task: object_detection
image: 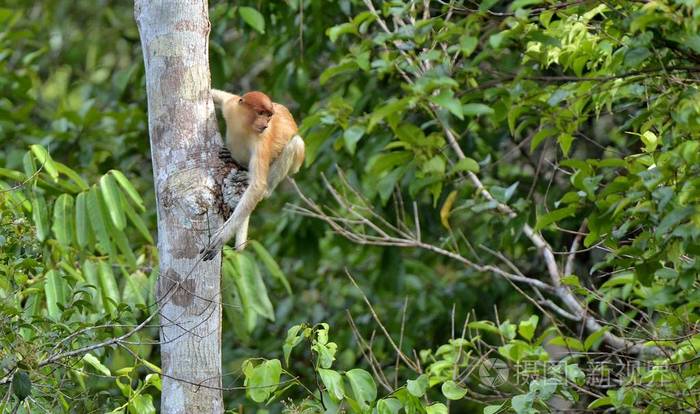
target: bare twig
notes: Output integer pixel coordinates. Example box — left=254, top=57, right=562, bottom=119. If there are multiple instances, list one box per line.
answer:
left=345, top=270, right=419, bottom=372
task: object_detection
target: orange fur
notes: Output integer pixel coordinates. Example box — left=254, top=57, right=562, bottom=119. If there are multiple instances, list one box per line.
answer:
left=201, top=89, right=305, bottom=257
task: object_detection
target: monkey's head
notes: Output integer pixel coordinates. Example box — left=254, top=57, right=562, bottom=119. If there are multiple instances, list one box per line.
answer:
left=240, top=91, right=274, bottom=135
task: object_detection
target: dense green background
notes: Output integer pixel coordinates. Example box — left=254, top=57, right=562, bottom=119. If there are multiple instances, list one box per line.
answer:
left=1, top=1, right=699, bottom=413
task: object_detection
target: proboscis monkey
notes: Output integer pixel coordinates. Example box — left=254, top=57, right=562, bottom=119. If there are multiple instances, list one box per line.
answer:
left=200, top=89, right=305, bottom=260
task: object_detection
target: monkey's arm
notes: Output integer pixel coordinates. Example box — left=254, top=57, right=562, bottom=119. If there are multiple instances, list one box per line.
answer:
left=211, top=89, right=239, bottom=107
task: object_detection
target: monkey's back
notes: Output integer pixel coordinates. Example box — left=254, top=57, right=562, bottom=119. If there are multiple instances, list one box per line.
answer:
left=267, top=103, right=299, bottom=160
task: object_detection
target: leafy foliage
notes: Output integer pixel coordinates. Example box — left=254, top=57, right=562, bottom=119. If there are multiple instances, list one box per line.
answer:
left=2, top=0, right=700, bottom=413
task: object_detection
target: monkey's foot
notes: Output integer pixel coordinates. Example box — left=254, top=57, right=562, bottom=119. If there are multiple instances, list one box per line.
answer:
left=222, top=169, right=248, bottom=212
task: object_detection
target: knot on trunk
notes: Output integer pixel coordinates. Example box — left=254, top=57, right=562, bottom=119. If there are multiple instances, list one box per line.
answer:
left=214, top=152, right=248, bottom=218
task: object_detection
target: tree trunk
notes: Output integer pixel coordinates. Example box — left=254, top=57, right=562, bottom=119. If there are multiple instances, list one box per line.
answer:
left=134, top=1, right=227, bottom=412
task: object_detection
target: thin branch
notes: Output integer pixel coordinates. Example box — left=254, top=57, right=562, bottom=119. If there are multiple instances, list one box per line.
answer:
left=345, top=270, right=419, bottom=372
left=565, top=220, right=587, bottom=276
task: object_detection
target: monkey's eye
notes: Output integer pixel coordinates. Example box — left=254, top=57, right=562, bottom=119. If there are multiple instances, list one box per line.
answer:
left=257, top=111, right=265, bottom=116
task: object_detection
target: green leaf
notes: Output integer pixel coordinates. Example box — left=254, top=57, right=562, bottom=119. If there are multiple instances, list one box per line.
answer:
left=441, top=380, right=467, bottom=400
left=283, top=325, right=306, bottom=366
left=12, top=370, right=31, bottom=401
left=82, top=260, right=102, bottom=307
left=459, top=35, right=478, bottom=56
left=368, top=98, right=411, bottom=131
left=517, top=315, right=539, bottom=341
left=82, top=353, right=111, bottom=376
left=110, top=170, right=144, bottom=211
left=319, top=368, right=345, bottom=401
left=547, top=336, right=584, bottom=351
left=499, top=321, right=517, bottom=339
left=530, top=127, right=556, bottom=152
left=624, top=46, right=650, bottom=67
left=657, top=206, right=693, bottom=236
left=327, top=22, right=356, bottom=43
left=52, top=194, right=74, bottom=247
left=142, top=360, right=162, bottom=375
left=315, top=323, right=330, bottom=345
left=584, top=327, right=608, bottom=351
left=640, top=130, right=659, bottom=152
left=346, top=369, right=377, bottom=409
left=44, top=270, right=66, bottom=320
left=561, top=275, right=581, bottom=287
left=75, top=192, right=90, bottom=248
left=128, top=394, right=156, bottom=414
left=547, top=89, right=570, bottom=106
left=491, top=182, right=518, bottom=203
left=407, top=374, right=429, bottom=397
left=123, top=271, right=148, bottom=307
left=31, top=195, right=49, bottom=242
left=239, top=6, right=265, bottom=33
left=56, top=162, right=88, bottom=191
left=450, top=157, right=480, bottom=174
left=489, top=31, right=506, bottom=48
left=558, top=133, right=574, bottom=156
left=312, top=340, right=337, bottom=369
left=0, top=166, right=27, bottom=183
left=98, top=260, right=120, bottom=313
left=510, top=0, right=543, bottom=9
left=601, top=272, right=634, bottom=289
left=100, top=173, right=126, bottom=230
left=233, top=253, right=275, bottom=321
left=587, top=396, right=612, bottom=409
left=564, top=364, right=585, bottom=385
left=122, top=191, right=154, bottom=244
left=430, top=90, right=463, bottom=120
left=423, top=156, right=446, bottom=175
left=343, top=125, right=365, bottom=155
left=30, top=144, right=58, bottom=179
left=377, top=398, right=402, bottom=414
left=110, top=216, right=137, bottom=267
left=529, top=378, right=556, bottom=400
left=320, top=61, right=357, bottom=85
left=484, top=404, right=504, bottom=414
left=223, top=260, right=257, bottom=335
left=535, top=206, right=577, bottom=230
left=468, top=321, right=500, bottom=334
left=462, top=103, right=494, bottom=116
left=87, top=186, right=113, bottom=256
left=426, top=403, right=448, bottom=414
left=244, top=359, right=282, bottom=403
left=249, top=240, right=291, bottom=295
left=511, top=393, right=534, bottom=414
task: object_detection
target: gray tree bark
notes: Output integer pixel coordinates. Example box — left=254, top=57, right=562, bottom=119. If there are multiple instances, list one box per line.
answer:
left=134, top=1, right=228, bottom=412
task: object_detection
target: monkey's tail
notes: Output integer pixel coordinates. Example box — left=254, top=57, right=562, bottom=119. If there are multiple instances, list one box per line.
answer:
left=211, top=89, right=238, bottom=107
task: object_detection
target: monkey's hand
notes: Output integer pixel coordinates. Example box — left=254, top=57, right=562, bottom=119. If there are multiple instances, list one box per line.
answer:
left=219, top=146, right=235, bottom=165
left=219, top=146, right=247, bottom=170
left=200, top=230, right=225, bottom=261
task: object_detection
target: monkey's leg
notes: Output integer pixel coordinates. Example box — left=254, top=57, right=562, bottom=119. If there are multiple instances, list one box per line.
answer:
left=234, top=216, right=250, bottom=251
left=201, top=176, right=266, bottom=260
left=265, top=135, right=305, bottom=198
